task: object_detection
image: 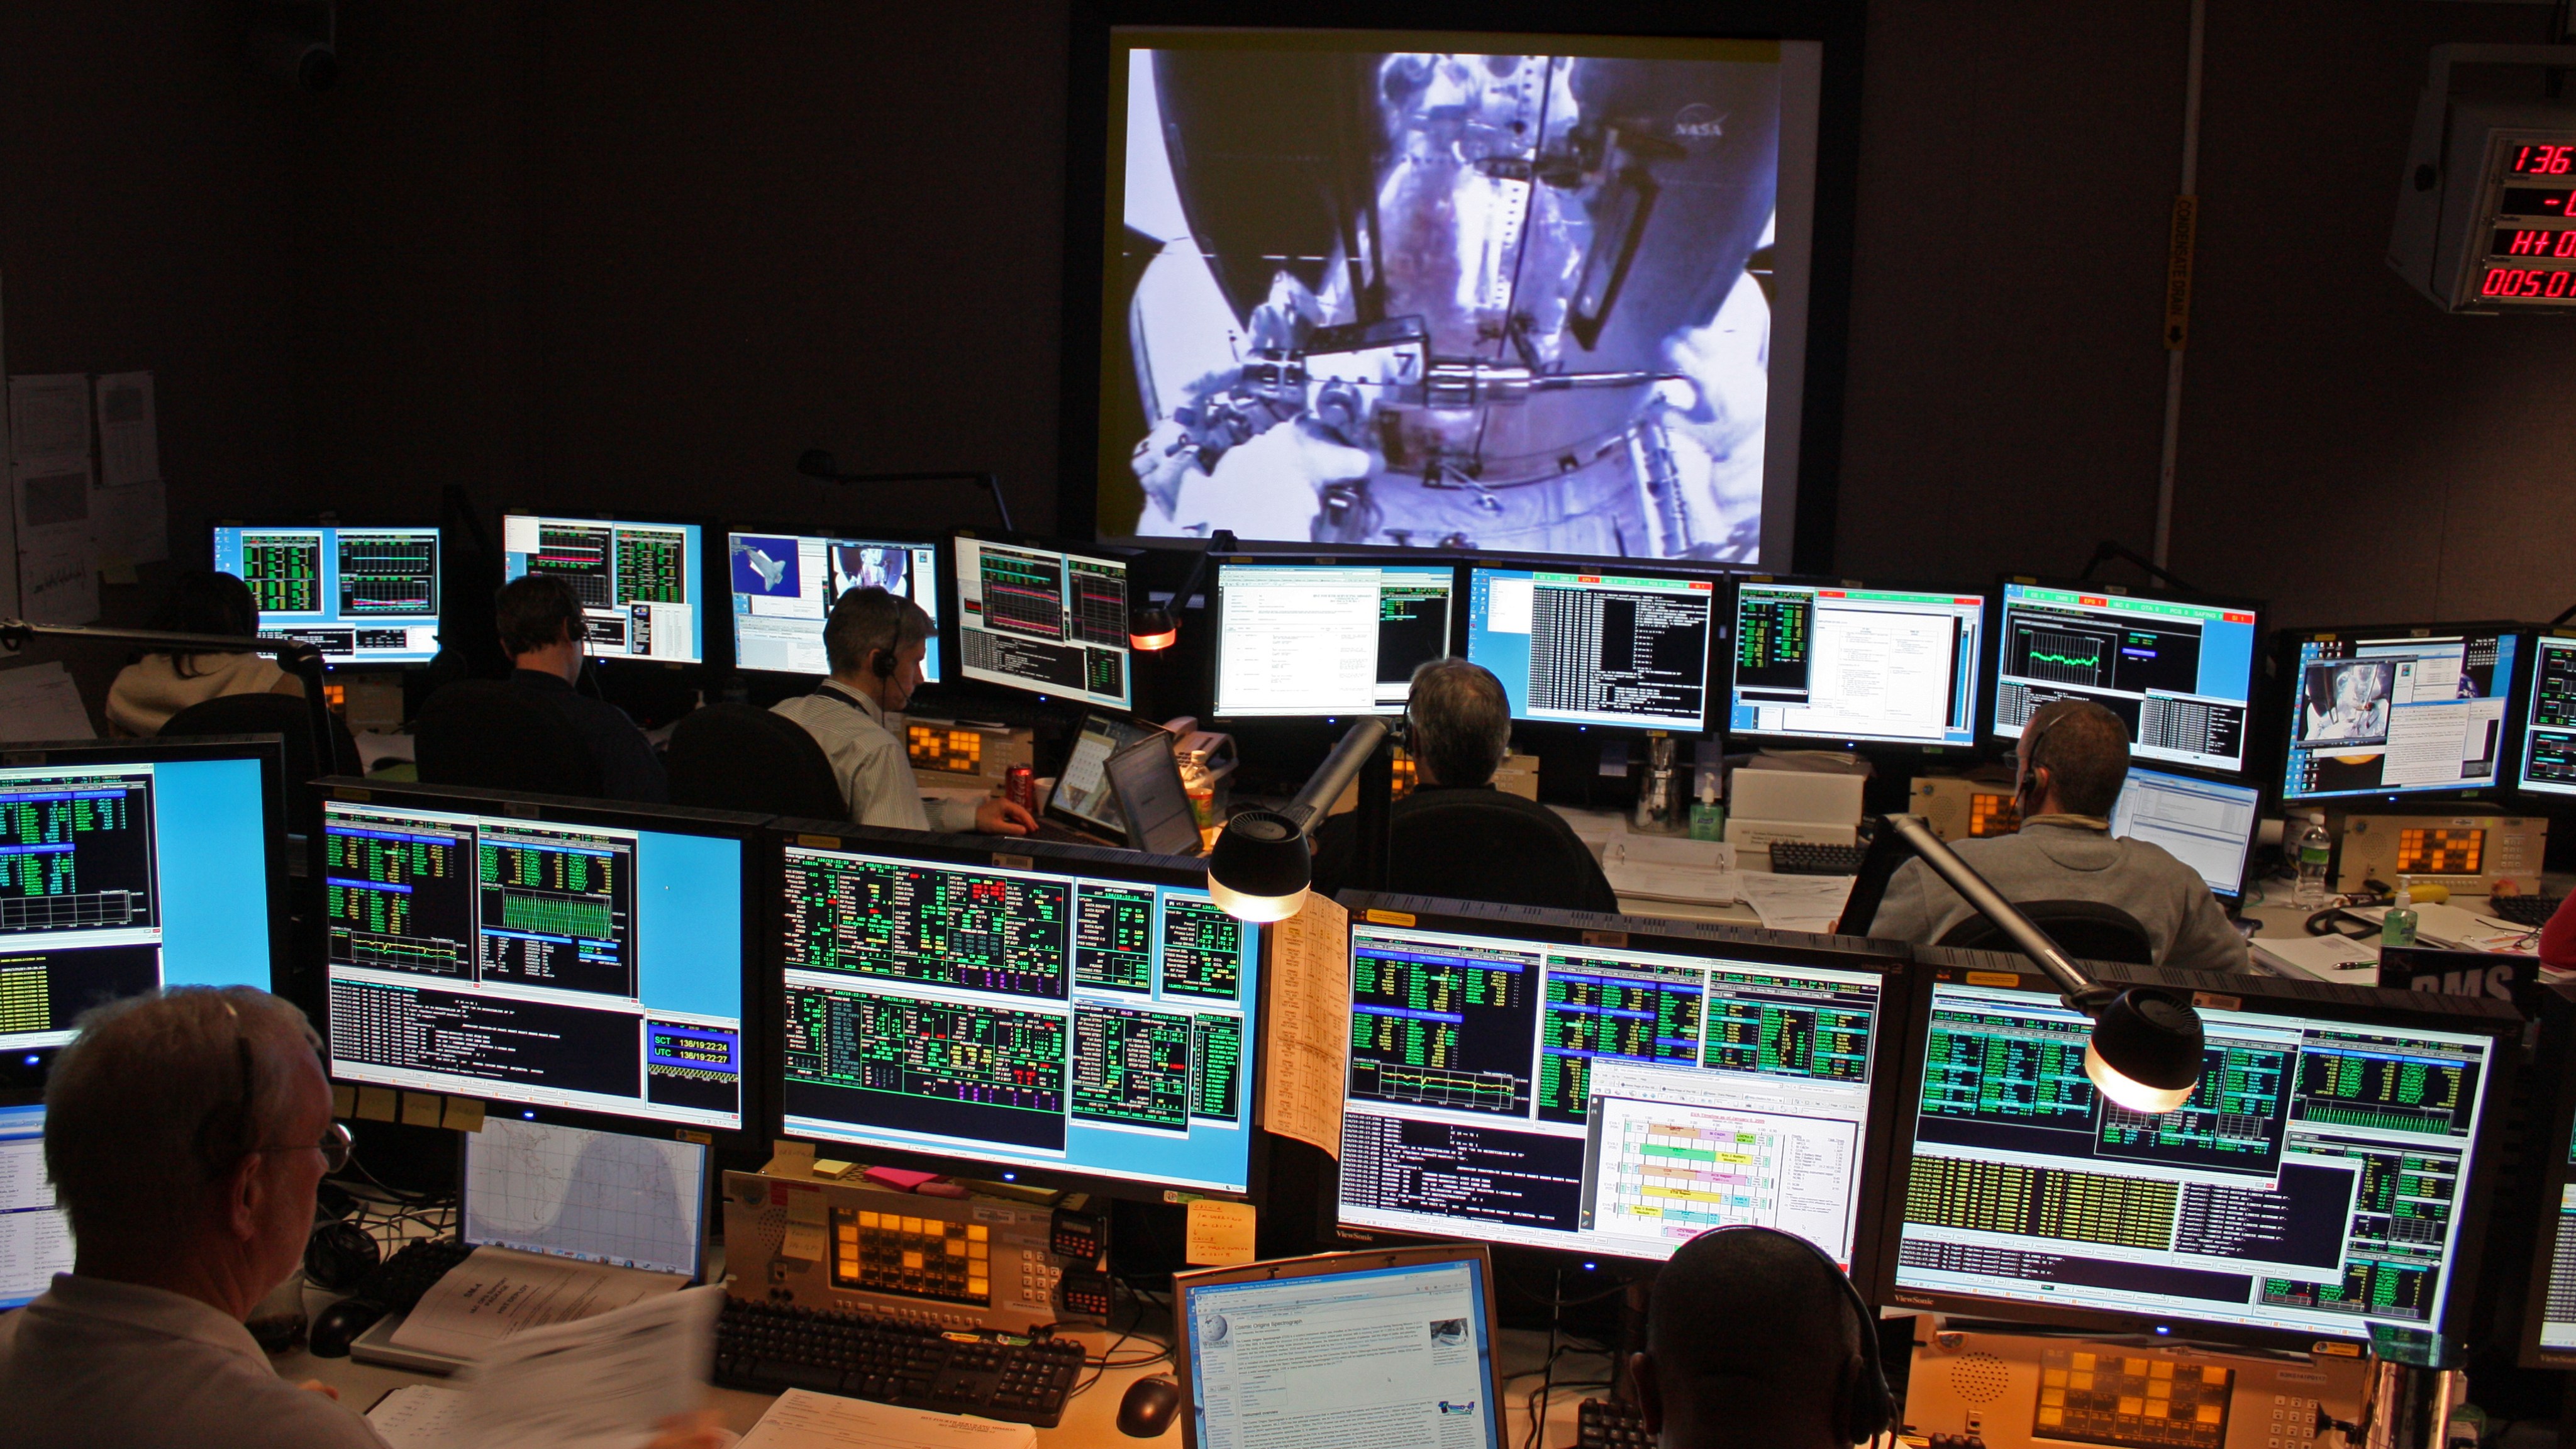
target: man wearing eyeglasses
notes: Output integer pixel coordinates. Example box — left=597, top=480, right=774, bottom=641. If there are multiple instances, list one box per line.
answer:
left=0, top=987, right=718, bottom=1449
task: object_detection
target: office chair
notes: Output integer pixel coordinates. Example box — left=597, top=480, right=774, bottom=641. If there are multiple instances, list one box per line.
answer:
left=664, top=704, right=847, bottom=820
left=412, top=679, right=604, bottom=798
left=1382, top=794, right=1622, bottom=914
left=161, top=691, right=359, bottom=818
left=1935, top=898, right=2157, bottom=965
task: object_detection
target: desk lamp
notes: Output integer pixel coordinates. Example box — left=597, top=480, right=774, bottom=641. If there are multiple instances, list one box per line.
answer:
left=795, top=450, right=1014, bottom=533
left=1881, top=813, right=2205, bottom=1113
left=1206, top=716, right=1391, bottom=922
left=0, top=619, right=340, bottom=770
left=1126, top=530, right=1236, bottom=653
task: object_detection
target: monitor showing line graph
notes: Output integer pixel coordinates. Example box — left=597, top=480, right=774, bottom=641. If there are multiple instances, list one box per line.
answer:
left=1991, top=580, right=2262, bottom=774
left=214, top=523, right=445, bottom=666
left=952, top=534, right=1133, bottom=709
left=1333, top=896, right=1906, bottom=1269
left=319, top=784, right=755, bottom=1134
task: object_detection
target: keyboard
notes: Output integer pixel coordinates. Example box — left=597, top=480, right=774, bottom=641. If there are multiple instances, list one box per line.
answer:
left=2485, top=892, right=2563, bottom=928
left=712, top=1295, right=1087, bottom=1427
left=1766, top=841, right=1867, bottom=875
left=354, top=1236, right=473, bottom=1313
left=1576, top=1397, right=1650, bottom=1448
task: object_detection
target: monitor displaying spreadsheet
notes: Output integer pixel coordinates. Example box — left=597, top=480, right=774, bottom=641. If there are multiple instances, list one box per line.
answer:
left=730, top=531, right=941, bottom=681
left=0, top=1104, right=72, bottom=1311
left=502, top=512, right=706, bottom=665
left=1992, top=582, right=2262, bottom=774
left=213, top=523, right=443, bottom=665
left=1211, top=561, right=1456, bottom=718
left=1730, top=581, right=1985, bottom=747
left=952, top=535, right=1133, bottom=709
left=1464, top=566, right=1718, bottom=730
left=2108, top=766, right=2263, bottom=905
left=2519, top=632, right=2576, bottom=798
left=2283, top=625, right=2522, bottom=802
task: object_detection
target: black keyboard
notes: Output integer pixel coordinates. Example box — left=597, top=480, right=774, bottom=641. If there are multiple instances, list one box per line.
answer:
left=1577, top=1397, right=1650, bottom=1448
left=1767, top=841, right=1867, bottom=875
left=355, top=1236, right=473, bottom=1313
left=713, top=1296, right=1087, bottom=1427
left=2485, top=893, right=2563, bottom=928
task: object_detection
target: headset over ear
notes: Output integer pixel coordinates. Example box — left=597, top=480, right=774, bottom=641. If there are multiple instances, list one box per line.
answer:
left=1694, top=1225, right=1893, bottom=1446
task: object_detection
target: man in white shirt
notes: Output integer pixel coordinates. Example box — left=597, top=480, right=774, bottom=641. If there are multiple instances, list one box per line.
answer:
left=0, top=988, right=719, bottom=1449
left=772, top=587, right=1035, bottom=836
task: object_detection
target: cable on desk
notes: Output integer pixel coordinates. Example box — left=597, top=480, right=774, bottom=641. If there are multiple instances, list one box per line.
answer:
left=1068, top=1277, right=1175, bottom=1400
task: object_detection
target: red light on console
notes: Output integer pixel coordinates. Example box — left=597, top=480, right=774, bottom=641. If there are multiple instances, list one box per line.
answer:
left=2080, top=596, right=2108, bottom=608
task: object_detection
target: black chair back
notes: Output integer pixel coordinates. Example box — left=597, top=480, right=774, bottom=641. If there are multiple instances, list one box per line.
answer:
left=1386, top=794, right=1622, bottom=914
left=413, top=680, right=604, bottom=798
left=161, top=691, right=358, bottom=818
left=665, top=704, right=847, bottom=820
left=1936, top=897, right=2157, bottom=965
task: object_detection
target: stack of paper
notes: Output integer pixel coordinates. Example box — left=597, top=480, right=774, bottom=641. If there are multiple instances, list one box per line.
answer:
left=738, top=1389, right=1037, bottom=1449
left=1736, top=872, right=1858, bottom=935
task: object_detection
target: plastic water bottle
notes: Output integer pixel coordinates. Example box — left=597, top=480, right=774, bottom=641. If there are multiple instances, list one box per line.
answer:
left=2291, top=814, right=2333, bottom=908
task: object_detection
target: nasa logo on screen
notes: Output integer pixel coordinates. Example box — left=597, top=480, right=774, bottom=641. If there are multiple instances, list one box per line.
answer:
left=1673, top=104, right=1728, bottom=144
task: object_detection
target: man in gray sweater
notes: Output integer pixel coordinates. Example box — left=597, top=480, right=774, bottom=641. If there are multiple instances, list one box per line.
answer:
left=1865, top=699, right=2251, bottom=972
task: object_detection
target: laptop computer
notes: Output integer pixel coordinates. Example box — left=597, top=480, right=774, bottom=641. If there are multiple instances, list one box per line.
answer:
left=1173, top=1244, right=1504, bottom=1449
left=1036, top=711, right=1168, bottom=846
left=1105, top=733, right=1206, bottom=857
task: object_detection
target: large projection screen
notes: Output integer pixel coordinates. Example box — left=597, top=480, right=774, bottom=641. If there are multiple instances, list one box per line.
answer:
left=1084, top=27, right=1826, bottom=568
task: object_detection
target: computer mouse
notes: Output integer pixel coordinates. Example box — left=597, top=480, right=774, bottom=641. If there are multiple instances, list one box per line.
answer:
left=306, top=1298, right=387, bottom=1358
left=1117, top=1375, right=1182, bottom=1438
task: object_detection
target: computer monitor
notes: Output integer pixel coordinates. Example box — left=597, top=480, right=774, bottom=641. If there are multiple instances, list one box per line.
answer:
left=729, top=530, right=942, bottom=682
left=1044, top=712, right=1165, bottom=841
left=1210, top=559, right=1457, bottom=718
left=1174, top=1244, right=1505, bottom=1449
left=1877, top=958, right=2519, bottom=1351
left=462, top=1116, right=709, bottom=1280
left=1332, top=894, right=1907, bottom=1270
left=2518, top=629, right=2576, bottom=797
left=0, top=1103, right=70, bottom=1310
left=951, top=531, right=1134, bottom=710
left=1104, top=735, right=1204, bottom=856
left=2514, top=987, right=2576, bottom=1368
left=1463, top=565, right=1719, bottom=731
left=2282, top=625, right=2524, bottom=802
left=0, top=738, right=289, bottom=1069
left=501, top=511, right=708, bottom=665
left=318, top=782, right=760, bottom=1136
left=1992, top=580, right=2263, bottom=774
left=774, top=828, right=1261, bottom=1197
left=213, top=523, right=444, bottom=666
left=2108, top=765, right=2263, bottom=908
left=1729, top=580, right=1986, bottom=748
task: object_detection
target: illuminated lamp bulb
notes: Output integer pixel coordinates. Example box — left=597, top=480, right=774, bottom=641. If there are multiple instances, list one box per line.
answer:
left=2081, top=989, right=2204, bottom=1114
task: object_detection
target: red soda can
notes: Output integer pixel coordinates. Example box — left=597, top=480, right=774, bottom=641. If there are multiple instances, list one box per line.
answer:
left=1006, top=764, right=1037, bottom=813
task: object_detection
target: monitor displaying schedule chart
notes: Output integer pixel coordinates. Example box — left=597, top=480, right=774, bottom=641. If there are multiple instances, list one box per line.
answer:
left=1993, top=582, right=2261, bottom=773
left=0, top=742, right=286, bottom=1057
left=952, top=535, right=1133, bottom=710
left=1464, top=567, right=1718, bottom=730
left=1212, top=562, right=1456, bottom=718
left=2109, top=767, right=2263, bottom=906
left=320, top=788, right=754, bottom=1133
left=1731, top=582, right=1985, bottom=747
left=1883, top=969, right=2514, bottom=1347
left=214, top=524, right=443, bottom=665
left=502, top=513, right=706, bottom=664
left=462, top=1116, right=708, bottom=1280
left=1334, top=899, right=1902, bottom=1268
left=777, top=832, right=1258, bottom=1196
left=2284, top=626, right=2523, bottom=801
left=730, top=532, right=941, bottom=681
left=2519, top=632, right=2576, bottom=797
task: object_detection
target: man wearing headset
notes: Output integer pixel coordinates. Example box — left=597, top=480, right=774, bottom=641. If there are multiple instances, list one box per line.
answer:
left=1633, top=1226, right=1891, bottom=1448
left=1863, top=697, right=2250, bottom=970
left=498, top=575, right=669, bottom=803
left=772, top=587, right=1035, bottom=835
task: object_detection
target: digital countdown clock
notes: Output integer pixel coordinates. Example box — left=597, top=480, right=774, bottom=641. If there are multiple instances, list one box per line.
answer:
left=2389, top=46, right=2576, bottom=312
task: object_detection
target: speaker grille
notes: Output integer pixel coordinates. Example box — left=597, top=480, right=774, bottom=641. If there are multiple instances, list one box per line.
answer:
left=1949, top=1352, right=2011, bottom=1405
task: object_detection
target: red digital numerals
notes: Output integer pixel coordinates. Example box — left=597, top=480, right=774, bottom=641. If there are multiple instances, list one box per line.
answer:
left=2481, top=265, right=2576, bottom=299
left=2512, top=143, right=2576, bottom=175
left=2501, top=229, right=2576, bottom=257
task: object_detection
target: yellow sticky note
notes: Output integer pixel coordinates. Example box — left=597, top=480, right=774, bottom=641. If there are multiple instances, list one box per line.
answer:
left=400, top=1092, right=443, bottom=1129
left=785, top=1190, right=826, bottom=1226
left=356, top=1086, right=399, bottom=1123
left=1185, top=1199, right=1257, bottom=1265
left=331, top=1084, right=357, bottom=1119
left=441, top=1098, right=486, bottom=1133
left=782, top=1221, right=827, bottom=1262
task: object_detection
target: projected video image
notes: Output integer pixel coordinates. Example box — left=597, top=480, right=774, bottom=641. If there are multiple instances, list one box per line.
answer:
left=1101, top=33, right=1817, bottom=564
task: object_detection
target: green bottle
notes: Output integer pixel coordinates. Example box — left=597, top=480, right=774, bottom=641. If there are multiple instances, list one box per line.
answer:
left=2380, top=887, right=2418, bottom=949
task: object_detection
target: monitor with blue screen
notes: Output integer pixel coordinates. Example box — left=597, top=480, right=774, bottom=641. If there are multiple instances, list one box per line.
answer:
left=1464, top=565, right=1718, bottom=730
left=213, top=523, right=443, bottom=666
left=502, top=512, right=707, bottom=665
left=319, top=783, right=758, bottom=1135
left=2109, top=765, right=2263, bottom=906
left=0, top=1104, right=70, bottom=1311
left=730, top=531, right=941, bottom=682
left=774, top=828, right=1260, bottom=1198
left=2282, top=625, right=2524, bottom=802
left=1992, top=580, right=2262, bottom=774
left=1730, top=581, right=1985, bottom=747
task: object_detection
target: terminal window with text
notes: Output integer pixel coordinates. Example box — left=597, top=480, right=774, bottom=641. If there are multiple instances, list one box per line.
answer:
left=1214, top=563, right=1455, bottom=717
left=1465, top=569, right=1716, bottom=730
left=321, top=800, right=747, bottom=1131
left=1890, top=980, right=2501, bottom=1343
left=0, top=756, right=277, bottom=1055
left=1731, top=584, right=1984, bottom=747
left=0, top=1104, right=70, bottom=1311
left=502, top=513, right=705, bottom=665
left=779, top=843, right=1258, bottom=1194
left=2531, top=1113, right=2576, bottom=1360
left=953, top=537, right=1132, bottom=710
left=1994, top=584, right=2260, bottom=774
left=215, top=525, right=443, bottom=666
left=730, top=533, right=941, bottom=682
left=1336, top=919, right=1888, bottom=1266
left=2284, top=630, right=2520, bottom=801
left=2519, top=633, right=2576, bottom=798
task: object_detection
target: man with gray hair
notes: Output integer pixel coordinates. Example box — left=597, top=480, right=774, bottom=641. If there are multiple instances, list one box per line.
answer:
left=772, top=586, right=1034, bottom=835
left=0, top=988, right=720, bottom=1449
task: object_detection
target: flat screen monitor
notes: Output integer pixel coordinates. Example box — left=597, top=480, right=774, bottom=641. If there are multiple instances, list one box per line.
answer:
left=319, top=783, right=760, bottom=1136
left=213, top=523, right=443, bottom=666
left=462, top=1116, right=709, bottom=1280
left=2282, top=625, right=2523, bottom=802
left=1879, top=960, right=2518, bottom=1350
left=1211, top=560, right=1456, bottom=718
left=2516, top=990, right=2576, bottom=1368
left=775, top=829, right=1260, bottom=1197
left=952, top=534, right=1133, bottom=710
left=1333, top=894, right=1905, bottom=1270
left=2108, top=766, right=2263, bottom=907
left=1729, top=581, right=1985, bottom=747
left=1464, top=566, right=1719, bottom=731
left=501, top=512, right=706, bottom=665
left=730, top=531, right=941, bottom=682
left=2518, top=630, right=2576, bottom=797
left=1992, top=580, right=2262, bottom=775
left=0, top=738, right=287, bottom=1062
left=1045, top=713, right=1165, bottom=840
left=0, top=1103, right=70, bottom=1311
